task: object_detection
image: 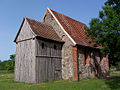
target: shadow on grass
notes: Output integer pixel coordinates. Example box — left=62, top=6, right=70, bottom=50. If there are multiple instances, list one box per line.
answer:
left=104, top=76, right=120, bottom=89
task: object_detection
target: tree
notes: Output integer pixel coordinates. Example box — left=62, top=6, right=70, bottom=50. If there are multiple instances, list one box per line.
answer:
left=85, top=0, right=120, bottom=66
left=6, top=60, right=14, bottom=72
left=6, top=54, right=15, bottom=72
left=9, top=54, right=15, bottom=61
left=0, top=60, right=8, bottom=70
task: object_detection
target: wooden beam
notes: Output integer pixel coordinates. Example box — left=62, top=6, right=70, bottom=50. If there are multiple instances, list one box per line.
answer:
left=36, top=55, right=62, bottom=59
left=16, top=38, right=35, bottom=43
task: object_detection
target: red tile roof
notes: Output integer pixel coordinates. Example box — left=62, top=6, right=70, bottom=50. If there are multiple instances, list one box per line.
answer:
left=49, top=9, right=101, bottom=48
left=25, top=17, right=63, bottom=42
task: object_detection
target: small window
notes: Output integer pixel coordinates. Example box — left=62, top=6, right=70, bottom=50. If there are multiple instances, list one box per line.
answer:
left=41, top=43, right=44, bottom=49
left=62, top=35, right=65, bottom=41
left=54, top=45, right=57, bottom=49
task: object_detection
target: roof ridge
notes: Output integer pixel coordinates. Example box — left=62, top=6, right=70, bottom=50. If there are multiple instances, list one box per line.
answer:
left=49, top=8, right=86, bottom=26
left=25, top=17, right=51, bottom=27
left=25, top=17, right=42, bottom=24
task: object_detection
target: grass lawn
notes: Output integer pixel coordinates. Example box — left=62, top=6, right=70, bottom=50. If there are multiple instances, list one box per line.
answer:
left=0, top=71, right=120, bottom=90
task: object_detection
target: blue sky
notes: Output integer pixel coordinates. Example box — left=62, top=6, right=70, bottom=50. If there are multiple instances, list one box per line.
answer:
left=0, top=0, right=106, bottom=61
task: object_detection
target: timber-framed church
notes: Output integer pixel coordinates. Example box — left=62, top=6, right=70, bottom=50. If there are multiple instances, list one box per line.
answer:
left=14, top=8, right=109, bottom=83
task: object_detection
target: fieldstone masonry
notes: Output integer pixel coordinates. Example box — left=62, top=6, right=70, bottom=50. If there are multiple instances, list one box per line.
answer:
left=78, top=47, right=109, bottom=79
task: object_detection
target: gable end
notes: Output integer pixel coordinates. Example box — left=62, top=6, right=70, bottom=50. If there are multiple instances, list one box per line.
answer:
left=14, top=18, right=36, bottom=43
left=46, top=8, right=76, bottom=46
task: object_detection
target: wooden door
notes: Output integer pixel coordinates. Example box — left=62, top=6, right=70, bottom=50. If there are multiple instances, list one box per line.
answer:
left=54, top=59, right=62, bottom=80
left=46, top=58, right=62, bottom=81
left=36, top=57, right=62, bottom=83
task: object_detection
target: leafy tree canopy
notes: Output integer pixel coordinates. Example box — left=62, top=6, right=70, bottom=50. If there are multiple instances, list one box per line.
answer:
left=10, top=54, right=15, bottom=61
left=6, top=54, right=15, bottom=72
left=0, top=54, right=15, bottom=72
left=85, top=0, right=120, bottom=66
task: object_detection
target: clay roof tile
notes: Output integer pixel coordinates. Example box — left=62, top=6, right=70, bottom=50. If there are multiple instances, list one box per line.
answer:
left=49, top=9, right=102, bottom=48
left=26, top=17, right=63, bottom=42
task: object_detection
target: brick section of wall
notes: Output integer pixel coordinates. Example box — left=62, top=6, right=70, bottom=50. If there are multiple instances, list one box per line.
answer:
left=72, top=46, right=78, bottom=81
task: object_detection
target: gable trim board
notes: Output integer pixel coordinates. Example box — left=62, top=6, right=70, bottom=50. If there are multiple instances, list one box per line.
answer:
left=47, top=8, right=76, bottom=45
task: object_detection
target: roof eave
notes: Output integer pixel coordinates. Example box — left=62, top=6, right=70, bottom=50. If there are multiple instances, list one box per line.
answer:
left=76, top=44, right=102, bottom=50
left=35, top=36, right=64, bottom=44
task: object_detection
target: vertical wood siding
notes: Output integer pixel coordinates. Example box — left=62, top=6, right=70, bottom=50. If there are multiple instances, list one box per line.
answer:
left=15, top=39, right=36, bottom=83
left=15, top=19, right=36, bottom=83
left=35, top=39, right=62, bottom=83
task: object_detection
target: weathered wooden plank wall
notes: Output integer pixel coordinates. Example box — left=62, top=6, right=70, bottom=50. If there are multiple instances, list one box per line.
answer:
left=15, top=39, right=36, bottom=83
left=35, top=39, right=62, bottom=83
left=16, top=19, right=34, bottom=42
left=15, top=19, right=36, bottom=83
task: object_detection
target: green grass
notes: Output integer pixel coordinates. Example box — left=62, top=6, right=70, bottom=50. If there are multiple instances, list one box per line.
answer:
left=0, top=71, right=120, bottom=90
